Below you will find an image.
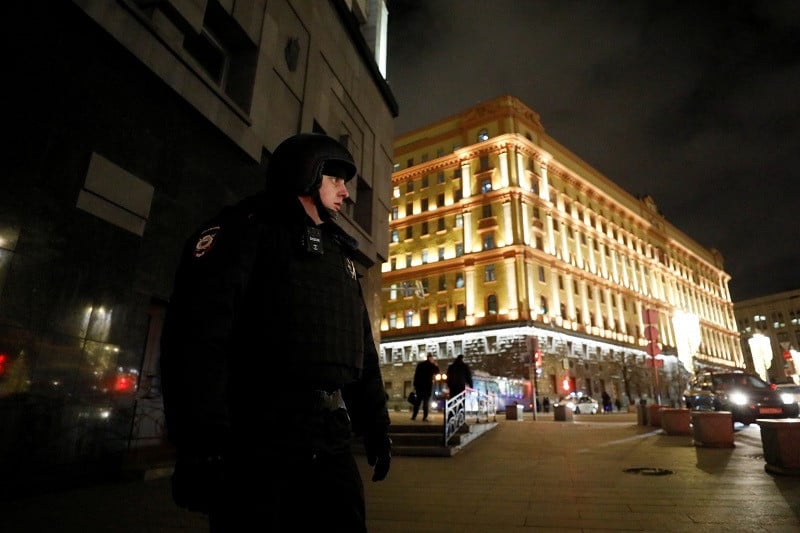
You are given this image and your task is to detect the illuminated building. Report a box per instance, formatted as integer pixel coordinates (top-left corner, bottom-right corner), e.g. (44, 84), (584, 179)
(378, 96), (743, 409)
(735, 289), (800, 383)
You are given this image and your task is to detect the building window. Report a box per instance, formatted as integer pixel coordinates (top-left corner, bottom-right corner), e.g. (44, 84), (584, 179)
(389, 284), (397, 300)
(479, 155), (490, 170)
(560, 303), (567, 319)
(421, 221), (429, 235)
(477, 129), (489, 142)
(391, 206), (398, 220)
(487, 294), (498, 315)
(438, 305), (447, 322)
(391, 229), (399, 243)
(405, 254), (412, 268)
(454, 340), (463, 355)
(401, 281), (413, 297)
(453, 188), (463, 202)
(406, 202), (413, 216)
(406, 158), (414, 168)
(389, 313), (397, 328)
(421, 198), (429, 211)
(454, 167), (462, 179)
(455, 273), (465, 288)
(482, 233), (495, 250)
(421, 175), (429, 188)
(438, 247), (445, 261)
(540, 296), (548, 314)
(437, 171), (445, 184)
(538, 266), (546, 282)
(421, 308), (429, 325)
(481, 178), (492, 193)
(437, 193), (445, 207)
(405, 227), (413, 240)
(482, 204), (492, 218)
(456, 243), (464, 257)
(438, 274), (446, 291)
(456, 304), (467, 320)
(404, 310), (414, 327)
(455, 214), (463, 227)
(390, 258), (396, 270)
(437, 218), (446, 232)
(421, 250), (429, 264)
(558, 275), (564, 290)
(485, 264), (496, 282)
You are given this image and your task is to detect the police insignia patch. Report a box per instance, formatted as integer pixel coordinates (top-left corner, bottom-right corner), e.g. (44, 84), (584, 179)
(345, 258), (357, 279)
(193, 226), (220, 258)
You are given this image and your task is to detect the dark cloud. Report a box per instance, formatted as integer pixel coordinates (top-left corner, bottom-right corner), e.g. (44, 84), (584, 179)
(386, 0), (800, 301)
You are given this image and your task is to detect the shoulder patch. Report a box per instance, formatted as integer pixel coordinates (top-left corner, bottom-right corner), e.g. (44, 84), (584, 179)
(193, 226), (221, 258)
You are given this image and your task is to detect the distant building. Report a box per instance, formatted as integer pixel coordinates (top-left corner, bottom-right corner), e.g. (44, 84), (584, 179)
(378, 95), (742, 410)
(734, 289), (800, 383)
(1, 0), (395, 495)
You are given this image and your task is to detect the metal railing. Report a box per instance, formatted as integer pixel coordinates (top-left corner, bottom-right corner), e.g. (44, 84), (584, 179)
(443, 387), (497, 445)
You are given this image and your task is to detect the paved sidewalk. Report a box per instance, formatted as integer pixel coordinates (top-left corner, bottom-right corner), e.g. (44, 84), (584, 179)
(1, 412), (798, 532)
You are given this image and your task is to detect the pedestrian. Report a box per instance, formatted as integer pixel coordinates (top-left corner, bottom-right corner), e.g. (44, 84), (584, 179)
(446, 354), (473, 401)
(159, 133), (392, 532)
(602, 391), (612, 413)
(542, 396), (550, 413)
(411, 353), (439, 421)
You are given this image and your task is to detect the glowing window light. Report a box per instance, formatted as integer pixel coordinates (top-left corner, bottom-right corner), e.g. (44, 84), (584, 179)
(748, 334), (772, 382)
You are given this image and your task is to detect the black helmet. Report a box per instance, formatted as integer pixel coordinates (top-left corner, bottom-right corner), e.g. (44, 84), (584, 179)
(267, 133), (357, 196)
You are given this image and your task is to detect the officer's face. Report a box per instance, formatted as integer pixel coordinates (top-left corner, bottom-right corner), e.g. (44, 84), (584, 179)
(319, 174), (349, 212)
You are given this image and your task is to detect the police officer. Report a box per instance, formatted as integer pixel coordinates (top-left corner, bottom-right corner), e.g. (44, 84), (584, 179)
(160, 133), (391, 532)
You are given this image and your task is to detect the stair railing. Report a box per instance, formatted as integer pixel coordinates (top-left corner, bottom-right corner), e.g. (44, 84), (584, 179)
(443, 387), (497, 445)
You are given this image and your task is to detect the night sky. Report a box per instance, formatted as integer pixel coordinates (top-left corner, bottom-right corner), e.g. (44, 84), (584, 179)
(385, 0), (799, 302)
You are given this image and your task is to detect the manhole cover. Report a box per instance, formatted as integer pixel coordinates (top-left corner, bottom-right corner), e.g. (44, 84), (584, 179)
(623, 467), (674, 476)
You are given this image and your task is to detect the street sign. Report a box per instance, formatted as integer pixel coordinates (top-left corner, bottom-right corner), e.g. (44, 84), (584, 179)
(644, 325), (659, 341)
(642, 308), (658, 325)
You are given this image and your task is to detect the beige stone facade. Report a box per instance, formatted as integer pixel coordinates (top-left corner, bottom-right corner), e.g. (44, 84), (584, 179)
(735, 289), (800, 383)
(378, 96), (743, 411)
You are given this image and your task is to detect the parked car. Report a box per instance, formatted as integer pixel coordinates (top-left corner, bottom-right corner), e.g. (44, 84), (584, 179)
(776, 382), (800, 409)
(683, 371), (800, 425)
(554, 394), (599, 414)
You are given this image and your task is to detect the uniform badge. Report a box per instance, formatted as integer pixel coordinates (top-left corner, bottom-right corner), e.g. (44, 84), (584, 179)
(345, 257), (357, 280)
(193, 226), (220, 258)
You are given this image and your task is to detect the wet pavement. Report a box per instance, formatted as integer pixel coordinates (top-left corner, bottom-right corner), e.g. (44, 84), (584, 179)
(2, 411), (798, 532)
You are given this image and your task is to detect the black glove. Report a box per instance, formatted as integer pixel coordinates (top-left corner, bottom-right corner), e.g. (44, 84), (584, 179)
(363, 433), (392, 482)
(171, 453), (227, 513)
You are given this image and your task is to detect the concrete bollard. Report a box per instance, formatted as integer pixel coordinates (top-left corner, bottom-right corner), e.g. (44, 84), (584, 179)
(691, 411), (734, 447)
(553, 404), (573, 422)
(758, 419), (800, 476)
(660, 408), (691, 435)
(649, 404), (665, 427)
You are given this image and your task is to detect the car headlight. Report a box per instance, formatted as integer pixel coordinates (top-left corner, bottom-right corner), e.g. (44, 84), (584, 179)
(728, 392), (749, 406)
(780, 392), (795, 404)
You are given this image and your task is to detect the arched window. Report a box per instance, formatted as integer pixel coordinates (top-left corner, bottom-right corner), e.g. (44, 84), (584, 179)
(487, 294), (498, 315)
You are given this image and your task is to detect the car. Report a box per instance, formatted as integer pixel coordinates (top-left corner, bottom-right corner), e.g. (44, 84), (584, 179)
(776, 382), (800, 409)
(683, 371), (800, 425)
(554, 394), (599, 414)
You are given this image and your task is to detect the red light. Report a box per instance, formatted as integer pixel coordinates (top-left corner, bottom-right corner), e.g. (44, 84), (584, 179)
(0, 354), (7, 375)
(783, 351), (792, 361)
(113, 374), (135, 392)
(562, 378), (571, 392)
